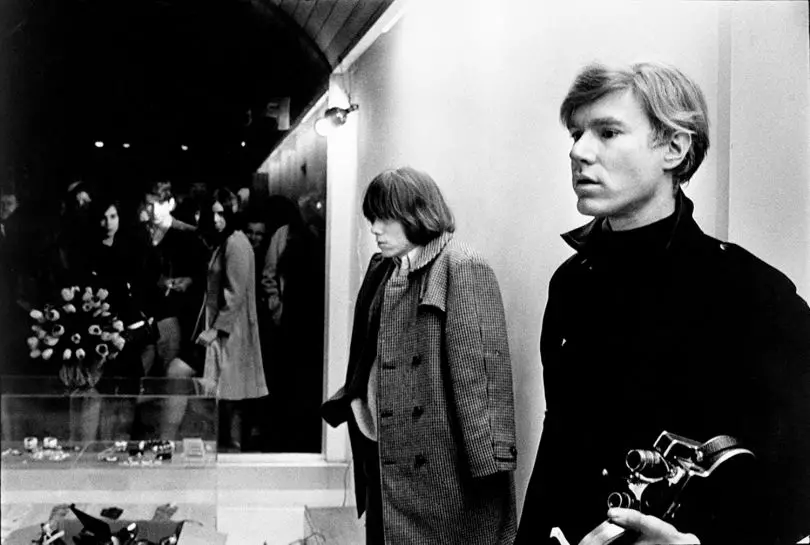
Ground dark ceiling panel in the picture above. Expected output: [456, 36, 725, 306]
[0, 0, 393, 197]
[314, 0, 361, 65]
[292, 0, 318, 24]
[325, 0, 390, 68]
[302, 1, 337, 47]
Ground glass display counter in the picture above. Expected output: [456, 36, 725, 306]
[0, 376, 223, 544]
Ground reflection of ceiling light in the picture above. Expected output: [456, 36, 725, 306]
[94, 141, 104, 148]
[181, 145, 189, 151]
[122, 143, 131, 149]
[314, 104, 359, 137]
[241, 141, 246, 147]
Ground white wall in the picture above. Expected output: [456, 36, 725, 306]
[318, 0, 810, 512]
[726, 2, 810, 299]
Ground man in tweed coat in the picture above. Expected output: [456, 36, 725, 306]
[322, 166, 518, 544]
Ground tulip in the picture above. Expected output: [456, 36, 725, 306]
[88, 325, 102, 336]
[95, 344, 109, 358]
[111, 334, 126, 351]
[29, 309, 45, 323]
[27, 337, 39, 350]
[112, 320, 124, 332]
[62, 303, 77, 314]
[75, 348, 86, 360]
[97, 288, 109, 301]
[82, 290, 93, 302]
[30, 349, 42, 359]
[41, 348, 53, 361]
[62, 348, 72, 360]
[35, 327, 47, 339]
[82, 302, 94, 312]
[51, 324, 65, 337]
[43, 336, 59, 347]
[71, 333, 82, 344]
[101, 331, 112, 341]
[44, 309, 60, 321]
[60, 288, 75, 302]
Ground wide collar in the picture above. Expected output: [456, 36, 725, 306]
[560, 189, 700, 256]
[397, 231, 454, 274]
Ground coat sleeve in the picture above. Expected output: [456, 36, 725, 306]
[445, 255, 517, 478]
[212, 235, 250, 335]
[261, 225, 288, 326]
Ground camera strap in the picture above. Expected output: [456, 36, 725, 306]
[696, 435, 755, 476]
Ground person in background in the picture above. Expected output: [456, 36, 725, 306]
[196, 187, 268, 451]
[261, 195, 324, 452]
[0, 189, 18, 239]
[321, 167, 518, 544]
[140, 180, 206, 377]
[516, 62, 810, 545]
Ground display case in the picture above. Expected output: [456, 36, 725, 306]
[0, 376, 223, 544]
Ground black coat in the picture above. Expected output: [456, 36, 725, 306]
[517, 192, 810, 545]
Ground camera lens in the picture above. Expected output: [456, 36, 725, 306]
[607, 492, 636, 509]
[626, 449, 668, 477]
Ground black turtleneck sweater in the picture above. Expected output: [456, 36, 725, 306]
[518, 193, 810, 545]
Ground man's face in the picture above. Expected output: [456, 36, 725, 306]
[568, 90, 674, 230]
[0, 194, 18, 221]
[369, 218, 415, 258]
[145, 194, 174, 225]
[245, 222, 266, 250]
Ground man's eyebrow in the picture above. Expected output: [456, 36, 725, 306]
[587, 116, 628, 129]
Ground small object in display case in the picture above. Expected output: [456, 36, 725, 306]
[100, 507, 124, 521]
[182, 438, 205, 460]
[42, 437, 59, 450]
[24, 436, 39, 452]
[35, 521, 66, 545]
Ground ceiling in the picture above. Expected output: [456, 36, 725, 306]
[0, 0, 394, 195]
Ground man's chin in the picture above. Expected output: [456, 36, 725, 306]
[576, 199, 610, 218]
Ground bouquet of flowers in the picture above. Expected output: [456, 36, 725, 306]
[27, 286, 127, 390]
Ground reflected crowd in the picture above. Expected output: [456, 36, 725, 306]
[0, 179, 325, 453]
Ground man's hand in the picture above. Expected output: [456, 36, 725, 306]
[578, 508, 699, 545]
[195, 328, 218, 347]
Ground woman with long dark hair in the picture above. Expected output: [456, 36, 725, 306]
[196, 187, 268, 451]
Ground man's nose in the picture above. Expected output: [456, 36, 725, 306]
[570, 132, 596, 164]
[370, 220, 383, 235]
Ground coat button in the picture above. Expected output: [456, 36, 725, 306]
[414, 454, 427, 468]
[412, 405, 424, 418]
[719, 242, 729, 251]
[412, 355, 421, 366]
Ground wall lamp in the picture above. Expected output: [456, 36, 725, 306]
[314, 104, 359, 137]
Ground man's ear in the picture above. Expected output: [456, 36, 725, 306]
[168, 197, 177, 212]
[663, 131, 691, 171]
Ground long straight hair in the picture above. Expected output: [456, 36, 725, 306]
[362, 167, 455, 246]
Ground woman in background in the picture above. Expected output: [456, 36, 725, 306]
[196, 188, 268, 451]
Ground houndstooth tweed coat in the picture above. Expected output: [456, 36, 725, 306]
[323, 231, 518, 544]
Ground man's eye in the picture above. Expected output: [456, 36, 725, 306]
[600, 129, 619, 139]
[569, 130, 583, 141]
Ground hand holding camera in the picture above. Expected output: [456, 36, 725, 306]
[575, 431, 754, 545]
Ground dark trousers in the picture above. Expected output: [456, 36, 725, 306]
[361, 436, 384, 544]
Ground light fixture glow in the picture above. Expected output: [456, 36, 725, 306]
[181, 145, 189, 151]
[314, 104, 359, 137]
[241, 141, 246, 147]
[94, 141, 104, 148]
[122, 143, 131, 149]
